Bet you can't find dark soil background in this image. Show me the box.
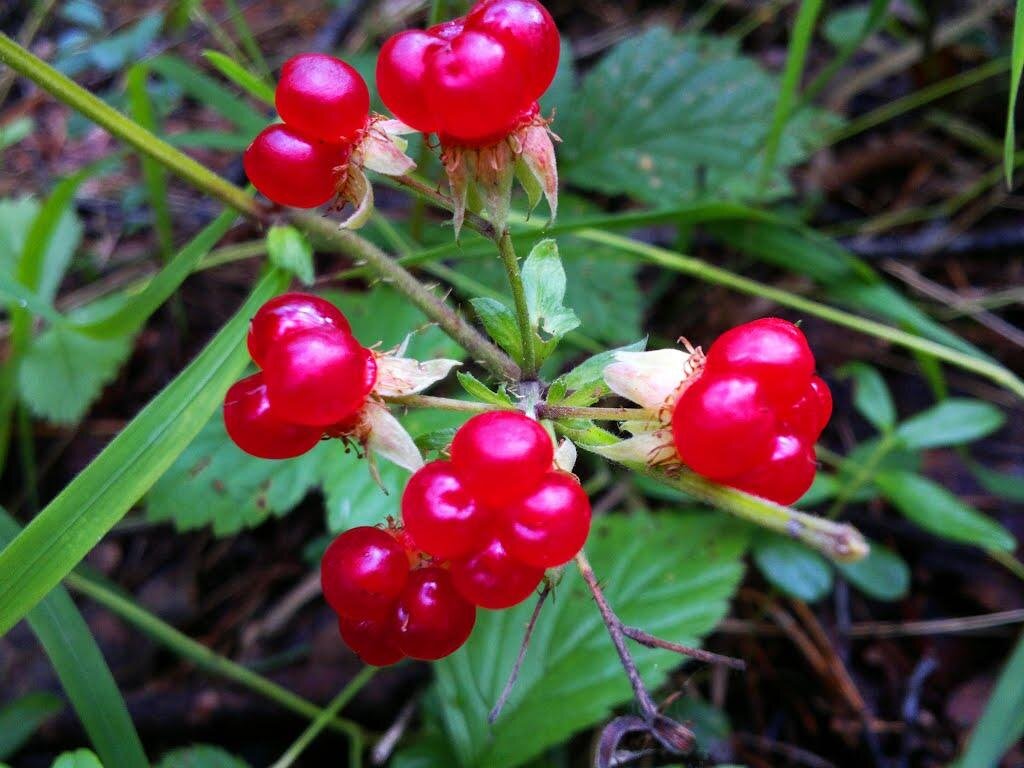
[1,1,1023,767]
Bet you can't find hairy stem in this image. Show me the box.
[620,626,745,670]
[393,174,497,240]
[489,585,551,723]
[496,229,538,378]
[538,404,656,422]
[384,394,503,413]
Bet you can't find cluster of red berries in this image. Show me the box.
[244,53,370,208]
[223,293,377,459]
[320,410,592,665]
[672,318,832,505]
[377,0,559,146]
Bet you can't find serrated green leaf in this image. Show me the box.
[521,239,580,339]
[877,470,1016,552]
[51,750,103,768]
[203,50,275,105]
[156,745,250,768]
[17,325,132,424]
[433,513,748,768]
[836,541,909,601]
[456,371,514,407]
[840,362,895,432]
[0,270,288,636]
[0,692,64,760]
[470,297,523,361]
[266,225,315,286]
[752,534,833,602]
[896,399,1005,450]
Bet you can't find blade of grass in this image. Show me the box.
[0,269,288,636]
[758,0,824,191]
[1005,0,1024,186]
[126,65,173,261]
[223,0,271,78]
[957,630,1024,767]
[801,0,891,105]
[0,510,149,768]
[203,50,274,105]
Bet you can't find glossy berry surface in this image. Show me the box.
[376,31,444,133]
[393,567,476,660]
[321,526,410,619]
[672,374,777,481]
[784,375,832,441]
[223,373,322,459]
[276,53,370,143]
[730,434,817,505]
[450,411,553,507]
[466,0,559,102]
[338,616,404,666]
[704,318,815,408]
[451,537,544,609]
[498,472,591,568]
[247,293,351,369]
[243,124,347,208]
[263,327,377,427]
[401,461,492,559]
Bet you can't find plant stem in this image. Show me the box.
[489,585,551,723]
[620,626,745,670]
[269,666,377,768]
[496,229,538,378]
[65,572,365,741]
[537,404,656,422]
[384,394,503,413]
[826,432,899,519]
[393,174,497,240]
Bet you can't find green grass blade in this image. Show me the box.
[223,0,271,79]
[1005,0,1024,186]
[802,0,890,105]
[202,50,274,106]
[758,0,825,190]
[126,65,174,260]
[958,630,1024,767]
[0,269,288,636]
[0,510,149,768]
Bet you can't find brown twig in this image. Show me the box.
[489,585,551,723]
[620,626,746,671]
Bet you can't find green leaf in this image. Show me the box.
[824,6,872,48]
[203,50,275,105]
[0,511,148,768]
[549,338,647,406]
[456,371,514,407]
[521,239,580,340]
[266,225,315,286]
[0,692,64,760]
[1005,0,1024,186]
[0,191,81,306]
[51,750,103,768]
[126,65,173,259]
[156,745,251,768]
[896,399,1006,450]
[967,461,1024,503]
[840,362,895,432]
[752,534,833,602]
[557,29,839,204]
[470,297,523,361]
[0,116,33,150]
[836,542,910,601]
[433,513,748,767]
[958,630,1024,768]
[662,698,731,756]
[0,270,288,636]
[17,325,132,424]
[876,470,1016,552]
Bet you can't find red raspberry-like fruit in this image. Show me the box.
[276,53,370,144]
[498,472,591,568]
[393,567,476,660]
[704,318,815,409]
[223,373,322,459]
[247,293,351,369]
[730,433,817,505]
[401,461,492,559]
[451,537,544,609]
[450,411,553,507]
[376,31,445,133]
[243,124,348,208]
[338,615,404,666]
[672,373,777,481]
[466,0,559,102]
[321,526,410,619]
[784,375,832,441]
[262,327,377,427]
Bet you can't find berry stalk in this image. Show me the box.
[496,228,539,378]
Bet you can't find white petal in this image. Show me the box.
[358,129,417,176]
[363,401,423,472]
[376,118,417,136]
[374,356,461,397]
[587,429,677,468]
[603,348,696,412]
[553,438,577,472]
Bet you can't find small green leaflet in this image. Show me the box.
[266,225,315,286]
[520,239,580,365]
[752,534,833,602]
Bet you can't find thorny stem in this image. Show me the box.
[496,229,539,378]
[538,404,656,422]
[489,585,551,723]
[393,174,497,240]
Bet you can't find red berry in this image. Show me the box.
[424,30,527,144]
[243,124,348,208]
[276,53,370,143]
[223,373,322,459]
[451,537,543,609]
[376,30,445,133]
[704,318,815,409]
[466,0,559,102]
[672,373,777,481]
[247,293,351,369]
[450,411,553,507]
[262,327,377,427]
[393,567,476,660]
[729,434,817,505]
[401,461,492,559]
[338,616,404,666]
[784,375,832,441]
[321,526,410,619]
[498,472,591,568]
